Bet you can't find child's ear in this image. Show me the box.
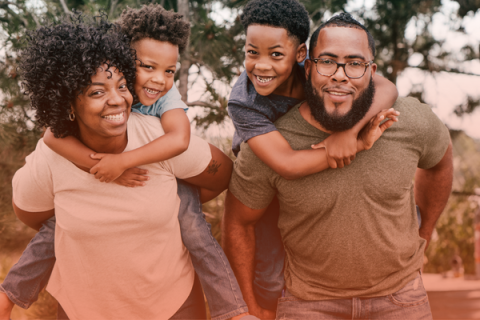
[296,43,307,63]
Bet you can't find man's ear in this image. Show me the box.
[371,63,377,75]
[296,43,307,63]
[304,58,312,80]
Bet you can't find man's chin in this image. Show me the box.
[323,101,353,118]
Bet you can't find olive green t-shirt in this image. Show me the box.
[229,97,450,300]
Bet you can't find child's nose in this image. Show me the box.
[254,63,273,72]
[152,73,166,85]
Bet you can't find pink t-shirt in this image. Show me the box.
[12,113,212,319]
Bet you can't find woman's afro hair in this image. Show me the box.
[118,4,190,53]
[19,12,136,138]
[240,0,309,44]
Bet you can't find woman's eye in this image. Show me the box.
[90,91,102,96]
[119,83,127,90]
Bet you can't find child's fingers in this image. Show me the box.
[131,168,149,175]
[379,119,396,132]
[90,153,106,160]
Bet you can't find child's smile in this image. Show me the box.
[133,38,179,106]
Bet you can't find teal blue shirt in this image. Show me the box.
[132,84,188,118]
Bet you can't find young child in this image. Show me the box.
[225,0,399,315]
[0,5,255,320]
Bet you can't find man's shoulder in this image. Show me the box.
[391,97,443,128]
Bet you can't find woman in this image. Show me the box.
[11,13,232,319]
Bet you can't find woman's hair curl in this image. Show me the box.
[19,12,136,138]
[118,4,190,53]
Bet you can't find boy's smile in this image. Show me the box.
[245,25,306,97]
[133,38,179,106]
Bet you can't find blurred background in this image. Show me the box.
[1,0,480,318]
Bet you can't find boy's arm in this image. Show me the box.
[43,128,99,171]
[316,75,398,168]
[90,109,190,182]
[248,108,398,180]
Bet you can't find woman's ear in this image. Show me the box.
[296,43,307,63]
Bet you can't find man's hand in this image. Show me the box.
[90,153,128,183]
[358,108,399,151]
[312,130,357,169]
[113,168,149,187]
[0,292,14,320]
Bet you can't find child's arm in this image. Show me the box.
[43,128,149,186]
[313,75,399,168]
[247,107,399,180]
[90,109,190,182]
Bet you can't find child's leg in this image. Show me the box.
[176,180,249,320]
[0,217,56,309]
[253,197,285,311]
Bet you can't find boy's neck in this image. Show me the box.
[271,64,305,100]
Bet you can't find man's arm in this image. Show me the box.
[415,141,453,249]
[222,191,275,319]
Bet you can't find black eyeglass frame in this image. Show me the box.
[311,58,374,79]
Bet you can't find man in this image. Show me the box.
[223,13,453,319]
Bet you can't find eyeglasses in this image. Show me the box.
[312,58,374,79]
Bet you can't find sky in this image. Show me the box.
[190,0,480,140]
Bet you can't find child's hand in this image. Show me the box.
[90,153,128,183]
[358,108,399,151]
[312,131,357,169]
[114,168,150,187]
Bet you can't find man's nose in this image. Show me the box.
[332,65,348,82]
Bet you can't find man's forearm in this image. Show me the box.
[222,191,261,311]
[415,142,453,247]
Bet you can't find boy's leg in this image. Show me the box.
[253,196,285,311]
[0,217,56,309]
[176,180,249,320]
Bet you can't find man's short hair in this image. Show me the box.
[309,13,376,58]
[118,4,190,53]
[240,0,310,44]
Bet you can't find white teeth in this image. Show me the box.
[103,112,124,121]
[329,92,348,96]
[145,88,160,94]
[256,75,274,83]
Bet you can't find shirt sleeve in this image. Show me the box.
[228,142,277,210]
[164,134,212,179]
[228,99,278,143]
[132,84,188,119]
[12,140,55,212]
[414,100,451,169]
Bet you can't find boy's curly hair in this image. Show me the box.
[19,12,136,138]
[118,4,190,53]
[240,0,309,44]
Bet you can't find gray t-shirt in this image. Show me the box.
[228,68,304,156]
[229,97,450,300]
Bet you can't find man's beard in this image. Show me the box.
[304,75,375,132]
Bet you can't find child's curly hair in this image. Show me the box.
[240,0,310,44]
[118,4,190,53]
[19,12,136,138]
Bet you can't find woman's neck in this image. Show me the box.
[79,130,128,154]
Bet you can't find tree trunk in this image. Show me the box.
[177,0,191,102]
[58,0,71,14]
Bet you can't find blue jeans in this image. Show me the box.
[276,272,432,319]
[253,204,424,311]
[1,180,247,320]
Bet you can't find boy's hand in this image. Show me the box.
[312,131,357,169]
[0,292,14,320]
[90,153,128,183]
[114,168,150,187]
[358,108,399,151]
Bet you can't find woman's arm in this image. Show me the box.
[183,144,233,203]
[12,199,54,231]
